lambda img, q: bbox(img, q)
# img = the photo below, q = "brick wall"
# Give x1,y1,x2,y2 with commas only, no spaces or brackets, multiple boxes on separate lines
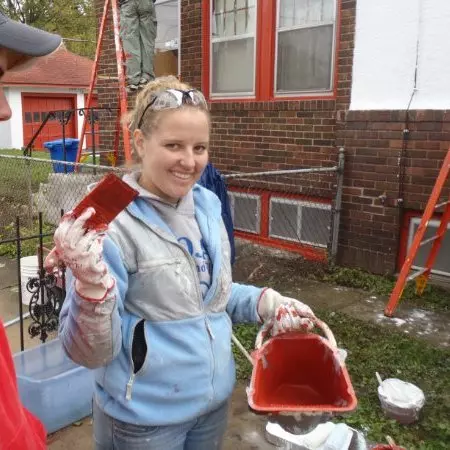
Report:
95,0,450,274
338,111,450,273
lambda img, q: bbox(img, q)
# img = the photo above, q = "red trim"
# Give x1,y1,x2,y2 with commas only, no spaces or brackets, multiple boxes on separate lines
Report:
21,92,79,99
201,0,211,96
5,82,88,89
228,185,332,206
201,0,341,103
235,231,328,261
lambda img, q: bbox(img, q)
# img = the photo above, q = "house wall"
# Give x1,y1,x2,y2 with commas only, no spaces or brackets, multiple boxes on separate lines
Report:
1,86,86,149
351,0,450,110
94,0,450,275
0,88,14,148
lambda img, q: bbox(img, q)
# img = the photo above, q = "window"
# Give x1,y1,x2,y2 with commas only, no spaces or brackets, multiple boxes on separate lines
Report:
269,197,331,247
33,112,40,122
276,0,336,94
408,218,450,277
24,112,32,123
205,0,338,100
211,0,257,96
228,191,261,234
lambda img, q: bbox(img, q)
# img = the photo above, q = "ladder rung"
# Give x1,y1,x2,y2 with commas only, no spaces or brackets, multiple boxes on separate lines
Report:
407,268,427,281
434,200,449,209
98,75,119,80
81,150,116,155
420,234,443,247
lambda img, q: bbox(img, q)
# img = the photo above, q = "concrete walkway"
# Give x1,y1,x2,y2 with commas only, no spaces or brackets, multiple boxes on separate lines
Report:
1,240,449,448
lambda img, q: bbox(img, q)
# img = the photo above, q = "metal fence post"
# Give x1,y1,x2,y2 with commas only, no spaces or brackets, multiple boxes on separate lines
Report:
330,148,345,263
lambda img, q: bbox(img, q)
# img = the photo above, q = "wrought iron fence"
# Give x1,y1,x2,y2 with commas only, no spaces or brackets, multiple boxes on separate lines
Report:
0,151,344,351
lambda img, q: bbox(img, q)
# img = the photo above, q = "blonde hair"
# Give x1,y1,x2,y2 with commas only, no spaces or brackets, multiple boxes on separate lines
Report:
125,76,209,162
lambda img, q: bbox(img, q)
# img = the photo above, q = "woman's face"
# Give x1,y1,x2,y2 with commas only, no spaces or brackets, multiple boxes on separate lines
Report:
134,107,210,203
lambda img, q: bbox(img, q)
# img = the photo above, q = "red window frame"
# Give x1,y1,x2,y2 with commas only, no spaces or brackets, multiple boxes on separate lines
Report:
228,186,330,261
201,0,341,103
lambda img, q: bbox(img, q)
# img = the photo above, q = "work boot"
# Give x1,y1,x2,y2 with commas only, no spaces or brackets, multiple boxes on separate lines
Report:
126,84,139,93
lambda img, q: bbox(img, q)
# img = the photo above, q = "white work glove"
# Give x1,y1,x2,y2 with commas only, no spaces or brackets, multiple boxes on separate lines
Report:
257,288,316,336
44,207,114,302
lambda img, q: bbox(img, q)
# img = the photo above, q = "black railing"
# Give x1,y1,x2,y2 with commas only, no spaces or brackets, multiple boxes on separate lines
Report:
2,213,65,350
23,106,119,173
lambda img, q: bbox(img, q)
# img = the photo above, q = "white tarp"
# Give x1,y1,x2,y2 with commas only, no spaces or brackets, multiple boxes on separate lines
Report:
155,0,178,51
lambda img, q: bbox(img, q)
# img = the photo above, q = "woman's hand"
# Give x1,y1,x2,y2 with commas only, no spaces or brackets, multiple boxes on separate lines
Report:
45,208,114,301
257,288,316,336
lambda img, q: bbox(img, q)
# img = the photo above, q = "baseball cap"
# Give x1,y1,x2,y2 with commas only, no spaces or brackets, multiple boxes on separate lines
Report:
0,11,61,57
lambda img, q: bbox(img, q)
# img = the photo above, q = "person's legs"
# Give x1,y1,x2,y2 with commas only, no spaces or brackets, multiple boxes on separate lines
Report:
93,400,192,450
119,0,142,87
137,0,157,83
184,401,229,450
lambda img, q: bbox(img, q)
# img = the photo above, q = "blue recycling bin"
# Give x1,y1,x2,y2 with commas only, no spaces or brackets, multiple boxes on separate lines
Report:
43,138,79,173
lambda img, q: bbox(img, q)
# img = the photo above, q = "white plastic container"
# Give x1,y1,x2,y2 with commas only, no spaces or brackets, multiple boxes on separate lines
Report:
377,374,425,425
20,255,40,305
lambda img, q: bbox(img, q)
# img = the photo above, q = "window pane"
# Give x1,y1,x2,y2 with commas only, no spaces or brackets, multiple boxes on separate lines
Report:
231,194,260,234
213,0,256,37
212,38,254,94
24,112,32,123
410,221,450,276
33,112,40,122
279,0,334,28
276,24,333,92
300,206,331,247
270,201,299,241
211,0,256,95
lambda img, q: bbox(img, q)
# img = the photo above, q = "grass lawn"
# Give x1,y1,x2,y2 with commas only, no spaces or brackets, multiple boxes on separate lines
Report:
0,148,51,159
233,311,450,449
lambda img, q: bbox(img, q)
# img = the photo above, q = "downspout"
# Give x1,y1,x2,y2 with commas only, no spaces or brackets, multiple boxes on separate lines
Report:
395,0,422,270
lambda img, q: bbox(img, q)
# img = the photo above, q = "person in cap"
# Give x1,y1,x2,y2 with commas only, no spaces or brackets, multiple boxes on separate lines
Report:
0,11,61,449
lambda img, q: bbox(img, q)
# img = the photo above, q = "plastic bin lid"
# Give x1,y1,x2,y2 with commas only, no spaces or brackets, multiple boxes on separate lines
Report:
43,138,79,147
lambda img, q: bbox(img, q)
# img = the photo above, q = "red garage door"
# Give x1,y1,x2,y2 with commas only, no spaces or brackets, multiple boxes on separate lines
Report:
22,95,77,150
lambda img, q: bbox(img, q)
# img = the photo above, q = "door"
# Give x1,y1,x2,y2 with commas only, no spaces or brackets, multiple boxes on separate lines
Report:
22,95,77,150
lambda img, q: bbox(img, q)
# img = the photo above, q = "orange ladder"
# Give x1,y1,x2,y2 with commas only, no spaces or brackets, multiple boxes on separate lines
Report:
385,148,450,317
75,0,132,166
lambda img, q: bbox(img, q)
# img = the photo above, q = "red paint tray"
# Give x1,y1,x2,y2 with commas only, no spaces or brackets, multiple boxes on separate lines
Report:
247,319,357,414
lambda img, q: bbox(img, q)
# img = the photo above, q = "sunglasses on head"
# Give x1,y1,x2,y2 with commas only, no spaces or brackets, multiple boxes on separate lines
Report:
137,89,208,129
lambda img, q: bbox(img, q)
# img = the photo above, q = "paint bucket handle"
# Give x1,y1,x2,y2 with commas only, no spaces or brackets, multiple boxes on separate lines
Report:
254,317,338,350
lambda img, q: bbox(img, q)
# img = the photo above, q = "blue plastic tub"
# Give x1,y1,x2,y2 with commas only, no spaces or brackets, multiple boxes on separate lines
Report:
13,338,94,434
43,138,79,173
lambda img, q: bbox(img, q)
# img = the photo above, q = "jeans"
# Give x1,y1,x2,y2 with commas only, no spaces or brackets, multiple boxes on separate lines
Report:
93,399,229,450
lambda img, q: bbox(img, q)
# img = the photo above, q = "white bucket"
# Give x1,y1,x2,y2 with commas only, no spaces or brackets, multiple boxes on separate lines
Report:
20,255,40,306
377,376,425,425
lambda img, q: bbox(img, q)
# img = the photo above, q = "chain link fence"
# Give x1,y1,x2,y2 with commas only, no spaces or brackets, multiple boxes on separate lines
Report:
0,152,343,349
222,155,343,261
0,152,344,258
0,155,125,241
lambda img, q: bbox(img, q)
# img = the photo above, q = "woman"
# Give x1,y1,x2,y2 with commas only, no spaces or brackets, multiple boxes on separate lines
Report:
47,75,316,449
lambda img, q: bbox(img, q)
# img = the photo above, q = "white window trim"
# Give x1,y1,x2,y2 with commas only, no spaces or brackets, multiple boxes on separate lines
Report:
210,1,257,99
274,0,337,97
408,217,450,277
229,191,261,234
269,197,331,248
